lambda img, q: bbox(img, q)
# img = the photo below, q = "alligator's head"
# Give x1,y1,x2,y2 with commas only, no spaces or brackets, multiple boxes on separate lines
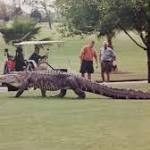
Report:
0,72,27,89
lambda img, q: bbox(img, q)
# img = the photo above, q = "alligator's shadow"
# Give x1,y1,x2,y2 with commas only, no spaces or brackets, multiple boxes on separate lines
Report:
9,95,109,101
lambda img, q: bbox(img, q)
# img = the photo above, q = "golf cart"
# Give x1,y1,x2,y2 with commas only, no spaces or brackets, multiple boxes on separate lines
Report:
2,40,67,91
4,40,67,73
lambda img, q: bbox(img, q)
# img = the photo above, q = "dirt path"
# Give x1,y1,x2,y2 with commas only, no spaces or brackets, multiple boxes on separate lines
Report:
100,80,147,86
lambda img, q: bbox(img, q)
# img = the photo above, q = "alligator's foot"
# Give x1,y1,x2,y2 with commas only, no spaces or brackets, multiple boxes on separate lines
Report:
54,89,67,98
15,90,24,98
75,96,86,100
73,89,86,100
42,95,47,98
54,94,64,98
41,90,46,98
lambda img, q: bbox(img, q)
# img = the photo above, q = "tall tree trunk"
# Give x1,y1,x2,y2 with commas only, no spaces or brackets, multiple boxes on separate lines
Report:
146,32,150,83
147,46,150,83
47,10,52,30
106,34,113,48
42,0,52,30
147,49,150,83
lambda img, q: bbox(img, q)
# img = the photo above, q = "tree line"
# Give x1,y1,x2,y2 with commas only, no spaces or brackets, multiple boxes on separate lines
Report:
55,0,150,82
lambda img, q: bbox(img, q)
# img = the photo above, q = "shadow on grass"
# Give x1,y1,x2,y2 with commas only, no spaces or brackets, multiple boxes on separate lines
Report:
9,95,109,101
6,95,150,102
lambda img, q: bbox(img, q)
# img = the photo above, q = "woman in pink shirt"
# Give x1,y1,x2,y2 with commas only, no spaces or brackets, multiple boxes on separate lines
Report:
80,41,98,80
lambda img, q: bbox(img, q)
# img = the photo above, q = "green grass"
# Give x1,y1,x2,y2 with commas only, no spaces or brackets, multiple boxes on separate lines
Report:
1,88,150,150
0,23,150,150
0,23,147,80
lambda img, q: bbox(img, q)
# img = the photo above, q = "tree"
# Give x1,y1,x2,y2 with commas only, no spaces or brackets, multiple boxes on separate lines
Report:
55,0,100,33
23,0,53,30
40,0,52,29
0,17,40,44
97,0,150,82
56,0,150,82
55,0,114,47
0,1,13,21
31,9,42,22
0,1,24,22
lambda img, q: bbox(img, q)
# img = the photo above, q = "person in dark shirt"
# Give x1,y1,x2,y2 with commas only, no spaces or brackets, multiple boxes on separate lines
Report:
15,47,26,71
4,48,10,59
29,46,45,64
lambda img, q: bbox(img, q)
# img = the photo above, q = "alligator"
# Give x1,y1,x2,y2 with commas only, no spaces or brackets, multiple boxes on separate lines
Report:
0,70,150,99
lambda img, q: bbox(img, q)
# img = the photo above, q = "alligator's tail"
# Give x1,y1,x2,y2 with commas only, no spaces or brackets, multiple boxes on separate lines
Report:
78,78,150,99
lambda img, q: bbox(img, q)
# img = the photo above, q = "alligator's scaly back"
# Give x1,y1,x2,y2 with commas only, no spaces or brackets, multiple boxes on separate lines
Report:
1,70,150,99
77,78,150,99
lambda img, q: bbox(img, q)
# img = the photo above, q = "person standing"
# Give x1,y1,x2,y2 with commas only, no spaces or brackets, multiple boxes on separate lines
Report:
100,41,116,82
3,48,16,74
15,47,26,71
80,41,98,80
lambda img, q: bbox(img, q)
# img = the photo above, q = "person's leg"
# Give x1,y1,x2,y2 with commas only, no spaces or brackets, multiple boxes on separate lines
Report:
87,61,93,81
101,62,105,82
81,73,85,78
106,72,110,82
80,60,86,78
101,71,105,82
87,73,91,81
106,61,112,82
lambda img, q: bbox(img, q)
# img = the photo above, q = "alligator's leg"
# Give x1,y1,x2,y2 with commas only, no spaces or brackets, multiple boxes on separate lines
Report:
16,89,25,97
66,77,86,99
73,88,86,99
41,89,46,97
16,81,28,98
55,89,67,98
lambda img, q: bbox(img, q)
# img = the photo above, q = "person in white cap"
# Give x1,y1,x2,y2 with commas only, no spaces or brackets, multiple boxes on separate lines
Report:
100,41,116,82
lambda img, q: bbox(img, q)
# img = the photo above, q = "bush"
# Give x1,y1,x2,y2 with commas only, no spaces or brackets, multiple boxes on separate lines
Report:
0,17,40,44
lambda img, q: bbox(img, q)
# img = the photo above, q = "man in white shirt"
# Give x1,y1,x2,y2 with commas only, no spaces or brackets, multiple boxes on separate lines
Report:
100,41,116,82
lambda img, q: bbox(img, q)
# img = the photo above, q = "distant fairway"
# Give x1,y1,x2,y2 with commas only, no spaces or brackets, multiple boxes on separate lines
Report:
0,23,147,80
0,23,149,150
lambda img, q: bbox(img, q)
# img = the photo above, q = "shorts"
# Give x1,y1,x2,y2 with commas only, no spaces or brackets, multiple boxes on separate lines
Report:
80,60,94,74
101,61,113,73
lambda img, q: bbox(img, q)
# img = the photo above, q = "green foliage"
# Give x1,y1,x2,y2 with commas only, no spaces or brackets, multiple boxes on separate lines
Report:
98,0,150,45
97,0,150,81
0,17,41,44
56,0,100,33
55,0,150,80
0,1,13,21
30,9,42,22
56,0,150,46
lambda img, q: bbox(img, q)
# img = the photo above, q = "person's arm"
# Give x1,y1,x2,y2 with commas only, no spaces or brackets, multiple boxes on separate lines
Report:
99,49,102,62
111,49,116,61
40,55,46,59
79,47,85,63
7,52,10,59
94,50,98,67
